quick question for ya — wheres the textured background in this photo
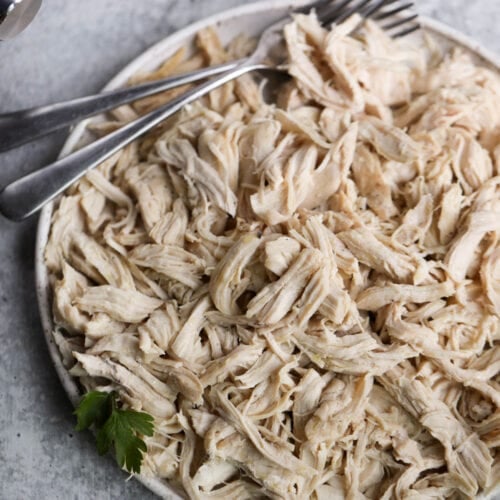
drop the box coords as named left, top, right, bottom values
left=1, top=1, right=499, bottom=499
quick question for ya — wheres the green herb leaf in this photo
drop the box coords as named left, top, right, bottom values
left=74, top=390, right=155, bottom=474
left=96, top=421, right=113, bottom=456
left=117, top=410, right=155, bottom=437
left=74, top=391, right=113, bottom=431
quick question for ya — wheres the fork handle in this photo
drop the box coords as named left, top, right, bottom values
left=0, top=59, right=245, bottom=152
left=0, top=60, right=263, bottom=221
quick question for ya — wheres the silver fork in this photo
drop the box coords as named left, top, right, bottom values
left=0, top=0, right=418, bottom=153
left=0, top=0, right=418, bottom=221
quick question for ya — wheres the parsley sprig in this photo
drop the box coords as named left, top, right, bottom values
left=74, top=391, right=155, bottom=474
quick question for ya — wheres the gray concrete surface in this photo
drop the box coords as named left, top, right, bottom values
left=0, top=1, right=499, bottom=499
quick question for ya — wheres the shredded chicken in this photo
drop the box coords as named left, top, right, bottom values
left=46, top=15, right=499, bottom=500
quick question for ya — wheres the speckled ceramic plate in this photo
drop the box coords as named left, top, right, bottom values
left=35, top=2, right=500, bottom=498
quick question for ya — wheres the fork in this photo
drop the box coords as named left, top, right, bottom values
left=0, top=0, right=418, bottom=153
left=0, top=0, right=418, bottom=221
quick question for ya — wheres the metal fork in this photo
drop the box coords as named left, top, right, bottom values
left=0, top=0, right=419, bottom=221
left=0, top=0, right=418, bottom=153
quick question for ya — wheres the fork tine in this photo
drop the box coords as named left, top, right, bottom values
left=309, top=0, right=419, bottom=39
left=392, top=22, right=420, bottom=38
left=294, top=0, right=332, bottom=15
left=373, top=2, right=414, bottom=21
left=360, top=0, right=397, bottom=19
left=334, top=0, right=372, bottom=24
left=378, top=0, right=400, bottom=6
left=315, top=0, right=356, bottom=25
left=382, top=13, right=418, bottom=31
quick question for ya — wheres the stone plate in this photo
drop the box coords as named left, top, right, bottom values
left=35, top=1, right=500, bottom=498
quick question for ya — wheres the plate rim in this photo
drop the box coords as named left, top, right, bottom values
left=34, top=2, right=500, bottom=499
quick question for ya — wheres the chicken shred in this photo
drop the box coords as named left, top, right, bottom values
left=45, top=15, right=499, bottom=500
